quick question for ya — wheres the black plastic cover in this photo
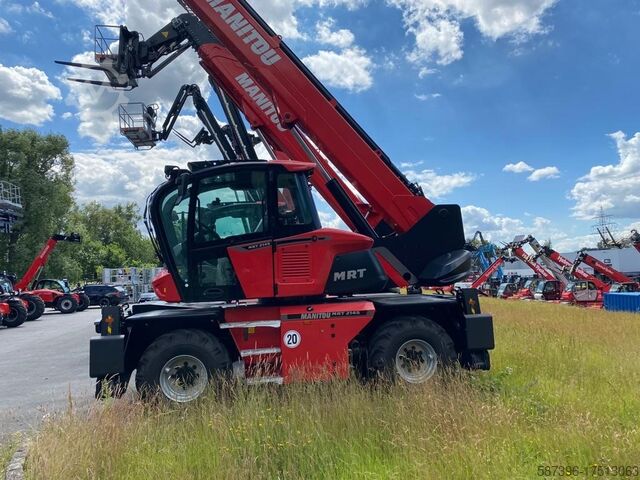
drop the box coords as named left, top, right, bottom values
left=89, top=335, right=125, bottom=378
left=375, top=205, right=471, bottom=286
left=462, top=314, right=495, bottom=350
left=325, top=250, right=388, bottom=295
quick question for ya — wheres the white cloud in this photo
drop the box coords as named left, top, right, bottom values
left=405, top=168, right=475, bottom=198
left=315, top=17, right=355, bottom=47
left=61, top=44, right=210, bottom=144
left=0, top=17, right=11, bottom=34
left=318, top=210, right=348, bottom=229
left=303, top=47, right=374, bottom=92
left=0, top=64, right=62, bottom=126
left=527, top=165, right=560, bottom=181
left=3, top=2, right=54, bottom=18
left=388, top=0, right=557, bottom=72
left=503, top=161, right=534, bottom=173
left=414, top=93, right=441, bottom=101
left=73, top=144, right=217, bottom=206
left=570, top=131, right=640, bottom=220
left=28, top=2, right=54, bottom=18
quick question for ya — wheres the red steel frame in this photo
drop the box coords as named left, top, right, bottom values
left=510, top=247, right=555, bottom=281
left=14, top=237, right=64, bottom=291
left=572, top=250, right=636, bottom=286
left=472, top=257, right=506, bottom=289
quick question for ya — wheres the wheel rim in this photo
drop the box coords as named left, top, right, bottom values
left=100, top=299, right=109, bottom=307
left=26, top=301, right=35, bottom=315
left=395, top=339, right=438, bottom=383
left=60, top=299, right=72, bottom=311
left=8, top=308, right=18, bottom=321
left=159, top=355, right=208, bottom=402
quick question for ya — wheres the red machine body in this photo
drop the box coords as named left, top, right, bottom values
left=224, top=300, right=374, bottom=382
left=13, top=234, right=84, bottom=314
left=0, top=302, right=10, bottom=316
left=571, top=250, right=637, bottom=292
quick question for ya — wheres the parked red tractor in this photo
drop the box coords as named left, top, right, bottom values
left=0, top=297, right=28, bottom=328
left=13, top=234, right=89, bottom=315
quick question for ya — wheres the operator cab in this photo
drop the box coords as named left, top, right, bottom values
left=148, top=160, right=387, bottom=302
left=608, top=282, right=639, bottom=293
left=33, top=279, right=71, bottom=293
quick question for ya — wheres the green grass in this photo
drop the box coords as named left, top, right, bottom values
left=26, top=299, right=640, bottom=479
left=1, top=437, right=18, bottom=475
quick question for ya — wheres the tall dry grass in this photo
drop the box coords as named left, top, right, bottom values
left=26, top=299, right=640, bottom=479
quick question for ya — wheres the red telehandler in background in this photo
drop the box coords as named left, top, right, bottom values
left=506, top=240, right=555, bottom=300
left=570, top=249, right=638, bottom=293
left=12, top=234, right=89, bottom=315
left=520, top=237, right=606, bottom=307
left=59, top=0, right=495, bottom=402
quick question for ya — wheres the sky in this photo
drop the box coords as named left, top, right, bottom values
left=0, top=0, right=639, bottom=252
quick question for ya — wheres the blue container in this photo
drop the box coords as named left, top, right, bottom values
left=604, top=292, right=640, bottom=313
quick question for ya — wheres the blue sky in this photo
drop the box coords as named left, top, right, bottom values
left=0, top=0, right=639, bottom=251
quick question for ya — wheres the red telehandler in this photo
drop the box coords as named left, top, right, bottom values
left=470, top=256, right=517, bottom=297
left=12, top=234, right=90, bottom=315
left=59, top=0, right=495, bottom=402
left=506, top=240, right=555, bottom=300
left=570, top=250, right=638, bottom=293
left=519, top=236, right=606, bottom=307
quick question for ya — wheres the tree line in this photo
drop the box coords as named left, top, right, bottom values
left=0, top=127, right=158, bottom=283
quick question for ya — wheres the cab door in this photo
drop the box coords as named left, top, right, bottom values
left=185, top=168, right=272, bottom=302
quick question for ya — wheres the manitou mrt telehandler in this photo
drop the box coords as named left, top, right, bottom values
left=570, top=250, right=638, bottom=293
left=60, top=0, right=494, bottom=402
left=13, top=234, right=89, bottom=315
left=516, top=236, right=607, bottom=306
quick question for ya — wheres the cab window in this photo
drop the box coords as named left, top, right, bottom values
left=277, top=173, right=314, bottom=227
left=194, top=171, right=267, bottom=244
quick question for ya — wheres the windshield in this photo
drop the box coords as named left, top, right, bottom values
left=536, top=282, right=545, bottom=293
left=0, top=278, right=13, bottom=294
left=564, top=282, right=574, bottom=292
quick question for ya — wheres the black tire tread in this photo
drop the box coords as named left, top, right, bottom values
left=4, top=299, right=28, bottom=328
left=57, top=295, right=78, bottom=314
left=21, top=294, right=46, bottom=321
left=368, top=315, right=456, bottom=379
left=77, top=293, right=90, bottom=311
left=135, top=329, right=231, bottom=399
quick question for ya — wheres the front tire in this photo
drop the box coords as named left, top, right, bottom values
left=368, top=316, right=456, bottom=383
left=77, top=293, right=90, bottom=311
left=136, top=329, right=231, bottom=403
left=4, top=299, right=27, bottom=328
left=99, top=297, right=111, bottom=308
left=21, top=294, right=46, bottom=321
left=56, top=295, right=78, bottom=314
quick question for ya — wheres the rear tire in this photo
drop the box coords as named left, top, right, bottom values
left=4, top=299, right=27, bottom=328
left=21, top=294, right=46, bottom=321
left=136, top=329, right=231, bottom=403
left=56, top=295, right=78, bottom=314
left=368, top=316, right=456, bottom=383
left=77, top=293, right=90, bottom=312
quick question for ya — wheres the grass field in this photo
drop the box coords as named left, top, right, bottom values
left=25, top=299, right=640, bottom=479
left=1, top=439, right=16, bottom=475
